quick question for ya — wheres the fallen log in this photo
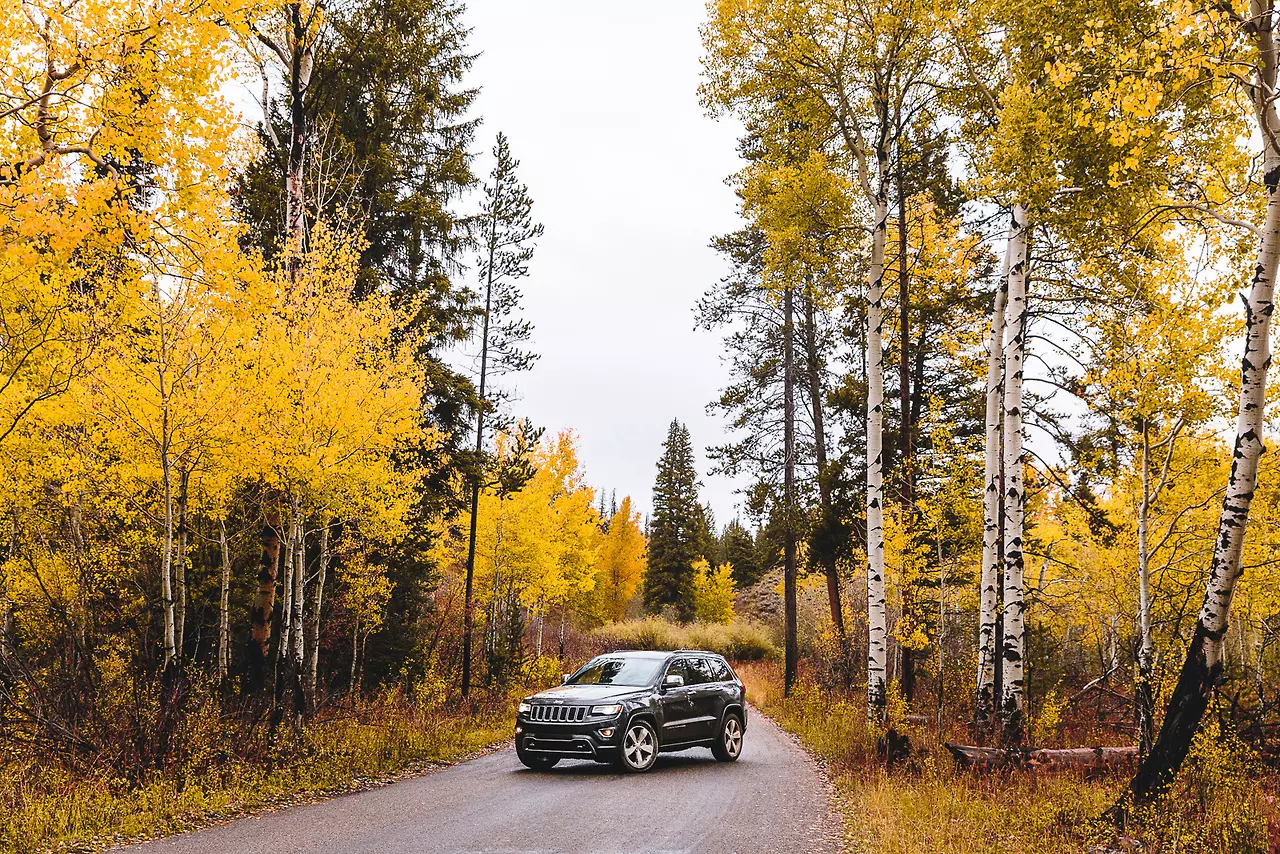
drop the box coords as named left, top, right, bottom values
left=945, top=743, right=1139, bottom=773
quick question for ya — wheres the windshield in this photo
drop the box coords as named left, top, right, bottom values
left=567, top=656, right=662, bottom=686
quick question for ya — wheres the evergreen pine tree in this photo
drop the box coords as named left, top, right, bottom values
left=721, top=518, right=759, bottom=586
left=645, top=420, right=702, bottom=620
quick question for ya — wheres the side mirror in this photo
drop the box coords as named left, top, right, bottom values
left=662, top=674, right=684, bottom=691
left=561, top=673, right=571, bottom=684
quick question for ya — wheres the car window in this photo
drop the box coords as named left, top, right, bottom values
left=568, top=656, right=663, bottom=686
left=664, top=657, right=693, bottom=685
left=686, top=657, right=716, bottom=685
left=708, top=657, right=731, bottom=682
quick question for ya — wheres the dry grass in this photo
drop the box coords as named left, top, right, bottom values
left=0, top=694, right=513, bottom=854
left=737, top=662, right=1278, bottom=854
left=589, top=617, right=778, bottom=661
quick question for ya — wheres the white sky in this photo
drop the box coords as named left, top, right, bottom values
left=463, top=1, right=748, bottom=524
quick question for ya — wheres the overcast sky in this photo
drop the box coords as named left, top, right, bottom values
left=462, top=1, right=748, bottom=524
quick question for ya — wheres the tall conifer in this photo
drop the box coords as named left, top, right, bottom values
left=645, top=420, right=702, bottom=619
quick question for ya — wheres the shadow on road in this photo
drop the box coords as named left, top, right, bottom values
left=514, top=750, right=724, bottom=777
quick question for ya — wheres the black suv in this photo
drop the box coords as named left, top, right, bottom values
left=514, top=649, right=747, bottom=773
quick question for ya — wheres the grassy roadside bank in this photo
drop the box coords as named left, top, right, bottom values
left=0, top=692, right=514, bottom=854
left=736, top=662, right=1276, bottom=854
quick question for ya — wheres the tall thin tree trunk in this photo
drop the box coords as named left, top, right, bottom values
left=897, top=154, right=916, bottom=705
left=783, top=284, right=798, bottom=696
left=218, top=517, right=231, bottom=683
left=867, top=187, right=889, bottom=725
left=248, top=511, right=280, bottom=694
left=1136, top=425, right=1155, bottom=756
left=349, top=616, right=359, bottom=695
left=160, top=456, right=177, bottom=668
left=1131, top=19, right=1280, bottom=792
left=462, top=205, right=499, bottom=699
left=999, top=203, right=1030, bottom=748
left=803, top=293, right=843, bottom=635
left=290, top=509, right=305, bottom=719
left=305, top=518, right=329, bottom=706
left=976, top=246, right=1009, bottom=735
left=174, top=467, right=189, bottom=658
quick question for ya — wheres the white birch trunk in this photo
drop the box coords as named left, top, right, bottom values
left=160, top=458, right=177, bottom=667
left=1132, top=2, right=1280, bottom=799
left=174, top=475, right=188, bottom=657
left=976, top=236, right=1010, bottom=732
left=218, top=517, right=231, bottom=682
left=866, top=192, right=889, bottom=725
left=305, top=518, right=329, bottom=701
left=279, top=514, right=296, bottom=672
left=999, top=203, right=1029, bottom=747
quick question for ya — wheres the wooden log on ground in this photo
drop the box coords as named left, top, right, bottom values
left=945, top=743, right=1139, bottom=772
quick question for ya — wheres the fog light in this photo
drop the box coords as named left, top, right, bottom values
left=515, top=726, right=523, bottom=734
left=599, top=727, right=615, bottom=738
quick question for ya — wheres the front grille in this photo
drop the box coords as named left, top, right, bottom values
left=529, top=703, right=587, bottom=722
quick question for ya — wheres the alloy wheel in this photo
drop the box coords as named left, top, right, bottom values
left=723, top=717, right=743, bottom=758
left=623, top=723, right=656, bottom=770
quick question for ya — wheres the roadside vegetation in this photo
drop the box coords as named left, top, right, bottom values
left=739, top=662, right=1277, bottom=853
left=5, top=0, right=1280, bottom=851
left=0, top=686, right=516, bottom=854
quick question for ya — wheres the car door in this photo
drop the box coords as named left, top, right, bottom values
left=684, top=656, right=722, bottom=741
left=658, top=657, right=697, bottom=743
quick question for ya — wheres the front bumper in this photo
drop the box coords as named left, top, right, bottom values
left=515, top=717, right=624, bottom=760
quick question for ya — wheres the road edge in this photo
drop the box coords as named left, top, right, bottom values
left=749, top=705, right=850, bottom=854
left=99, top=739, right=513, bottom=853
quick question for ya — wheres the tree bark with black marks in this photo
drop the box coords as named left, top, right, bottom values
left=304, top=518, right=329, bottom=705
left=976, top=245, right=1008, bottom=736
left=217, top=516, right=231, bottom=683
left=866, top=177, right=890, bottom=725
left=1130, top=2, right=1280, bottom=797
left=999, top=203, right=1030, bottom=748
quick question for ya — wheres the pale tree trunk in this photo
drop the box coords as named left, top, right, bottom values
left=1131, top=21, right=1280, bottom=791
left=783, top=283, right=798, bottom=695
left=999, top=203, right=1029, bottom=748
left=349, top=616, right=359, bottom=695
left=290, top=510, right=306, bottom=718
left=305, top=518, right=329, bottom=704
left=160, top=456, right=177, bottom=668
left=976, top=242, right=1009, bottom=735
left=174, top=467, right=189, bottom=657
left=275, top=511, right=297, bottom=707
left=866, top=190, right=889, bottom=725
left=218, top=517, right=231, bottom=683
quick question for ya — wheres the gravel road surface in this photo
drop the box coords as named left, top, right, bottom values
left=126, top=710, right=841, bottom=854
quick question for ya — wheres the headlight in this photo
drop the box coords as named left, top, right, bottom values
left=518, top=701, right=531, bottom=714
left=591, top=703, right=623, bottom=716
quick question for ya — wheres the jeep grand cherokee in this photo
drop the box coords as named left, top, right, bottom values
left=514, top=649, right=746, bottom=773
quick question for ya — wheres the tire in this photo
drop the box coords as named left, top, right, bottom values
left=711, top=712, right=744, bottom=762
left=616, top=719, right=659, bottom=773
left=516, top=745, right=560, bottom=770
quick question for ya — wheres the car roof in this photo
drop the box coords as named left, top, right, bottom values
left=603, top=649, right=724, bottom=659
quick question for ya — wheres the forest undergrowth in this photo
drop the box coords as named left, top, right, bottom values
left=0, top=678, right=520, bottom=854
left=737, top=662, right=1279, bottom=854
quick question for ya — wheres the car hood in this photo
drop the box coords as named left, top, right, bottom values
left=529, top=684, right=647, bottom=703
